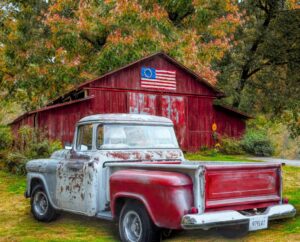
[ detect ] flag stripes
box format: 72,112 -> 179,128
141,68 -> 176,91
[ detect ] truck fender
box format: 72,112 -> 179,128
111,192 -> 156,223
110,169 -> 194,229
26,172 -> 59,210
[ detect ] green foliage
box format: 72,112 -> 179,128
0,125 -> 62,175
219,136 -> 244,155
4,152 -> 27,175
267,119 -> 300,159
27,140 -> 59,159
0,126 -> 13,150
241,129 -> 274,157
217,1 -> 300,135
245,115 -> 299,159
198,148 -> 219,157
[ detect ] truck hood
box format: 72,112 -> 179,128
26,159 -> 58,173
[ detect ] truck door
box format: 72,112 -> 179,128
56,124 -> 97,215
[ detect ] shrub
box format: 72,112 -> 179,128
5,152 -> 27,175
220,136 -> 244,155
199,146 -> 209,152
267,122 -> 300,159
241,130 -> 274,157
0,126 -> 13,150
27,140 -> 62,159
199,148 -> 219,156
0,125 -> 62,175
49,140 -> 63,154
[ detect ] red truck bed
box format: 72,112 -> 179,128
204,163 -> 281,212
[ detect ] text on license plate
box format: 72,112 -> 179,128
249,216 -> 268,231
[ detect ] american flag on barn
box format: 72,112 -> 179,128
141,67 -> 176,90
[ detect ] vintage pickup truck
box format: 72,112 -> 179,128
25,114 -> 296,241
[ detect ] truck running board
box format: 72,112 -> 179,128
96,211 -> 113,221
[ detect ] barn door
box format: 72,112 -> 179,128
161,96 -> 186,147
128,93 -> 157,115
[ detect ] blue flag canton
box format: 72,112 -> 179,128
141,67 -> 156,79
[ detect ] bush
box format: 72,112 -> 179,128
220,136 -> 244,155
5,152 -> 27,175
27,140 -> 63,159
241,130 -> 274,157
203,148 -> 219,156
0,126 -> 13,151
0,125 -> 62,175
267,122 -> 300,159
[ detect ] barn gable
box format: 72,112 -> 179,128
48,52 -> 223,106
82,52 -> 223,96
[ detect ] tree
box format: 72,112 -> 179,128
216,0 -> 299,137
0,0 -> 241,112
217,0 -> 299,108
217,0 -> 299,109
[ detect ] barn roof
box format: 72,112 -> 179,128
213,104 -> 252,119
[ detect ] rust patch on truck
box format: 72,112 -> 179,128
106,152 -> 131,160
104,150 -> 182,161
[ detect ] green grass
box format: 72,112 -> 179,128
0,160 -> 299,242
185,151 -> 262,162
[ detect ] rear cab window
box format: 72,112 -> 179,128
97,124 -> 178,149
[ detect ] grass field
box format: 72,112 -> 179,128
185,152 -> 261,162
0,159 -> 299,242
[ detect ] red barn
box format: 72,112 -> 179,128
10,52 -> 250,152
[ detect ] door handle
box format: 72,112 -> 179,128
66,161 -> 84,170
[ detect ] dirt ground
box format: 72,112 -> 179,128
0,166 -> 299,242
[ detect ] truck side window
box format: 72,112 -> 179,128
96,125 -> 104,149
76,124 -> 93,151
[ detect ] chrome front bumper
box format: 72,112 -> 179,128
181,204 -> 296,230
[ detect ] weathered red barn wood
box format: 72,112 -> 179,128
10,52 -> 250,151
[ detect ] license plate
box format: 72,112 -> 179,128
249,216 -> 268,231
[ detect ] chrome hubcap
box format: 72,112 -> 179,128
33,191 -> 48,216
123,211 -> 142,242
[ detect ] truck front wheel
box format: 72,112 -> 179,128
31,184 -> 59,222
119,201 -> 160,242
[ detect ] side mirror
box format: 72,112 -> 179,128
64,143 -> 72,150
79,144 -> 88,151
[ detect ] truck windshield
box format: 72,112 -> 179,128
98,125 -> 179,149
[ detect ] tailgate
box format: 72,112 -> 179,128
204,163 -> 281,211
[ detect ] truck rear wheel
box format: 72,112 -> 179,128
31,184 -> 59,222
119,201 -> 160,242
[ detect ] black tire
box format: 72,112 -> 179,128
217,224 -> 249,238
119,201 -> 161,242
161,229 -> 182,240
30,184 -> 59,222
161,229 -> 172,239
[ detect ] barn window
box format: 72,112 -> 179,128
76,124 -> 93,151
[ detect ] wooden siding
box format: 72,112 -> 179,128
214,107 -> 246,139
